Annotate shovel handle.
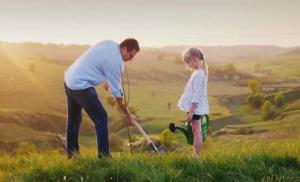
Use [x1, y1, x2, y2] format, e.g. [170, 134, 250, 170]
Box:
[131, 120, 154, 145]
[131, 120, 163, 153]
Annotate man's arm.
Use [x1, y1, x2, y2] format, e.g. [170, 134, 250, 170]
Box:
[116, 97, 130, 115]
[103, 62, 137, 124]
[116, 97, 137, 125]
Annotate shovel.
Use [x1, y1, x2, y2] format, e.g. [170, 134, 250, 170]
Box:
[131, 119, 165, 154]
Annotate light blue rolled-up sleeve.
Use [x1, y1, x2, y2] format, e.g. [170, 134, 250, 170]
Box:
[104, 63, 123, 98]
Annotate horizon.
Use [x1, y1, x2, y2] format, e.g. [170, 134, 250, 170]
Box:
[0, 0, 299, 47]
[1, 39, 299, 49]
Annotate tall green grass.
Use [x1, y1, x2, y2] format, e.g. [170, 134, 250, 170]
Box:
[1, 138, 299, 182]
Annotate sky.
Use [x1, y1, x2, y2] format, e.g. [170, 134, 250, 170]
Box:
[0, 0, 299, 47]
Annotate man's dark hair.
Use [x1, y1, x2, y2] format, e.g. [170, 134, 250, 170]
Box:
[120, 38, 140, 52]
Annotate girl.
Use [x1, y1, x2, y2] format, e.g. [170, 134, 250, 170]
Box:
[177, 48, 209, 155]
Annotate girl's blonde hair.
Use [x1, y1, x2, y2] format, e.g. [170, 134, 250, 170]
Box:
[183, 47, 209, 77]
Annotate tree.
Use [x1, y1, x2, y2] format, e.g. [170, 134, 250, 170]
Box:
[159, 129, 173, 148]
[223, 63, 237, 79]
[248, 80, 260, 95]
[261, 101, 275, 120]
[248, 93, 265, 109]
[274, 92, 286, 107]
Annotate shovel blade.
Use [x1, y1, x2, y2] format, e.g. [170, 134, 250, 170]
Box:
[149, 143, 166, 154]
[157, 145, 166, 154]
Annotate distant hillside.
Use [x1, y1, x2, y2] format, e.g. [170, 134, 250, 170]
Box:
[1, 41, 299, 154]
[1, 41, 300, 64]
[0, 41, 89, 62]
[284, 48, 300, 56]
[160, 45, 300, 63]
[0, 108, 94, 153]
[0, 119, 65, 153]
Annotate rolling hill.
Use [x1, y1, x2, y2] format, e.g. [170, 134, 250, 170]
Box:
[0, 42, 299, 153]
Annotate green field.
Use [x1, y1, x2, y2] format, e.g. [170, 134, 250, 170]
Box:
[1, 117, 299, 181]
[1, 44, 300, 181]
[235, 52, 300, 80]
[0, 49, 244, 144]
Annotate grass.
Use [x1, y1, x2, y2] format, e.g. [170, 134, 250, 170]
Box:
[208, 97, 231, 119]
[283, 99, 300, 113]
[0, 122, 45, 142]
[232, 105, 262, 123]
[0, 52, 245, 142]
[1, 114, 300, 181]
[235, 52, 300, 79]
[208, 81, 249, 96]
[1, 44, 300, 181]
[264, 55, 300, 78]
[231, 96, 300, 124]
[0, 140, 299, 182]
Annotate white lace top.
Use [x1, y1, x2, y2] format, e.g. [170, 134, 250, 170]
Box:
[177, 69, 209, 115]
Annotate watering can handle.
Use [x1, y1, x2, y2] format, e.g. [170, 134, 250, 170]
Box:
[203, 114, 209, 127]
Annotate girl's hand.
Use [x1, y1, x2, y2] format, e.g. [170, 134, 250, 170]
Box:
[187, 112, 193, 122]
[187, 103, 197, 122]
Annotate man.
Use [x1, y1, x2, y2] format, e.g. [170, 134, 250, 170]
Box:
[64, 38, 139, 158]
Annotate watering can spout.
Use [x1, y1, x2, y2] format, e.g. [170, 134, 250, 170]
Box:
[169, 122, 194, 145]
[169, 123, 188, 135]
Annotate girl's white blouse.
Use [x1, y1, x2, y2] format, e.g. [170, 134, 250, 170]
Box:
[177, 69, 209, 115]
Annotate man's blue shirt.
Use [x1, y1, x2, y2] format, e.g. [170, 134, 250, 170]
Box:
[64, 40, 124, 98]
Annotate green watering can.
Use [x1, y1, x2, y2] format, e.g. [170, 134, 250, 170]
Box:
[169, 115, 209, 145]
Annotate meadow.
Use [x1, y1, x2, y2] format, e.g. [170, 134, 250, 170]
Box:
[0, 43, 300, 181]
[0, 44, 244, 144]
[1, 117, 299, 181]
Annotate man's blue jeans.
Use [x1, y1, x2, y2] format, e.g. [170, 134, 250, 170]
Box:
[64, 83, 110, 158]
